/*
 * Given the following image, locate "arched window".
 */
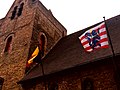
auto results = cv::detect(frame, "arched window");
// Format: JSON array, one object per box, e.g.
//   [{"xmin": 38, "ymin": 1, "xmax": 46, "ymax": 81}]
[
  {"xmin": 0, "ymin": 77, "xmax": 4, "ymax": 90},
  {"xmin": 39, "ymin": 34, "xmax": 46, "ymax": 57},
  {"xmin": 17, "ymin": 3, "xmax": 24, "ymax": 16},
  {"xmin": 82, "ymin": 78, "xmax": 94, "ymax": 90},
  {"xmin": 48, "ymin": 82, "xmax": 58, "ymax": 90},
  {"xmin": 4, "ymin": 36, "xmax": 12, "ymax": 53},
  {"xmin": 11, "ymin": 6, "xmax": 18, "ymax": 20}
]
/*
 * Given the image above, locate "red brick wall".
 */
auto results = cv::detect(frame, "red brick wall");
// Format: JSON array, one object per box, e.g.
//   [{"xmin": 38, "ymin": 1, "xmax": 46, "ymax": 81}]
[
  {"xmin": 0, "ymin": 0, "xmax": 67, "ymax": 90},
  {"xmin": 23, "ymin": 58, "xmax": 118, "ymax": 90},
  {"xmin": 0, "ymin": 0, "xmax": 35, "ymax": 89}
]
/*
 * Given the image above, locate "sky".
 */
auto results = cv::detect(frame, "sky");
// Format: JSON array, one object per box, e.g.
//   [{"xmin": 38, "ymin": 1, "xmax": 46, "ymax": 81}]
[{"xmin": 0, "ymin": 0, "xmax": 120, "ymax": 35}]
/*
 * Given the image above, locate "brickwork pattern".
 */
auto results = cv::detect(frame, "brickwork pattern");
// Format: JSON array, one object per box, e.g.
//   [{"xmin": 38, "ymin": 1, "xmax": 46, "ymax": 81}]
[
  {"xmin": 0, "ymin": 0, "xmax": 67, "ymax": 89},
  {"xmin": 0, "ymin": 0, "xmax": 36, "ymax": 89},
  {"xmin": 27, "ymin": 60, "xmax": 117, "ymax": 90}
]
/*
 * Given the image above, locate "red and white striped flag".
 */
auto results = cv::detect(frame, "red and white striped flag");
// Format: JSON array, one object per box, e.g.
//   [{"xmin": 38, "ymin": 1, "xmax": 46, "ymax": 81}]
[{"xmin": 79, "ymin": 22, "xmax": 109, "ymax": 52}]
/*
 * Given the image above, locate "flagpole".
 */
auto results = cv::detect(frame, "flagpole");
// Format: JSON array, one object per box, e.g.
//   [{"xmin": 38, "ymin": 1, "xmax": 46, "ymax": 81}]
[
  {"xmin": 40, "ymin": 61, "xmax": 47, "ymax": 90},
  {"xmin": 103, "ymin": 17, "xmax": 115, "ymax": 56},
  {"xmin": 103, "ymin": 16, "xmax": 120, "ymax": 88},
  {"xmin": 38, "ymin": 45, "xmax": 47, "ymax": 90}
]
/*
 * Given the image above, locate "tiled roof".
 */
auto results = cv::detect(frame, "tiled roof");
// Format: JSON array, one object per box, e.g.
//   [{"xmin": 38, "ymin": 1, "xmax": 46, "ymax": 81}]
[{"xmin": 19, "ymin": 15, "xmax": 120, "ymax": 83}]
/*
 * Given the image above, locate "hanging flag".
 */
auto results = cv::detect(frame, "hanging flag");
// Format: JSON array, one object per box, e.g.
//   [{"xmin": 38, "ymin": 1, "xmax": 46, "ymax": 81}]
[
  {"xmin": 79, "ymin": 22, "xmax": 109, "ymax": 52},
  {"xmin": 27, "ymin": 46, "xmax": 41, "ymax": 67}
]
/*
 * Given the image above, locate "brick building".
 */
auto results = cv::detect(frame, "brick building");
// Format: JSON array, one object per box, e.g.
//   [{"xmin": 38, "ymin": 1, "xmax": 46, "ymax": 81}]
[
  {"xmin": 0, "ymin": 0, "xmax": 66, "ymax": 89},
  {"xmin": 0, "ymin": 0, "xmax": 120, "ymax": 90}
]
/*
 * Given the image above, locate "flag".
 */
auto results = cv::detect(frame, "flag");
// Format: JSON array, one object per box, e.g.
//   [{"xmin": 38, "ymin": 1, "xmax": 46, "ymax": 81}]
[
  {"xmin": 27, "ymin": 46, "xmax": 41, "ymax": 67},
  {"xmin": 79, "ymin": 22, "xmax": 109, "ymax": 52}
]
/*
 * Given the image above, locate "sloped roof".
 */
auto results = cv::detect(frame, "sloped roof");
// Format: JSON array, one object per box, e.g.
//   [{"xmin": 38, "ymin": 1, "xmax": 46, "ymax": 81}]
[{"xmin": 19, "ymin": 15, "xmax": 120, "ymax": 83}]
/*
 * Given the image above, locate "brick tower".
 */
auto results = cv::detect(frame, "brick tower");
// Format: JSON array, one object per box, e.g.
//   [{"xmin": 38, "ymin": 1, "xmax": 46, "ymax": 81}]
[{"xmin": 0, "ymin": 0, "xmax": 67, "ymax": 89}]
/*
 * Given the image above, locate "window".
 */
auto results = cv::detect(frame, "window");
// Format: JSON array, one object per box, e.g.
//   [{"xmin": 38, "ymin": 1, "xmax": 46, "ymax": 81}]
[
  {"xmin": 0, "ymin": 77, "xmax": 4, "ymax": 90},
  {"xmin": 11, "ymin": 6, "xmax": 18, "ymax": 20},
  {"xmin": 39, "ymin": 34, "xmax": 45, "ymax": 56},
  {"xmin": 11, "ymin": 3, "xmax": 24, "ymax": 19},
  {"xmin": 32, "ymin": 0, "xmax": 36, "ymax": 2},
  {"xmin": 17, "ymin": 3, "xmax": 24, "ymax": 16},
  {"xmin": 4, "ymin": 36, "xmax": 12, "ymax": 53},
  {"xmin": 48, "ymin": 82, "xmax": 58, "ymax": 90},
  {"xmin": 82, "ymin": 78, "xmax": 94, "ymax": 90}
]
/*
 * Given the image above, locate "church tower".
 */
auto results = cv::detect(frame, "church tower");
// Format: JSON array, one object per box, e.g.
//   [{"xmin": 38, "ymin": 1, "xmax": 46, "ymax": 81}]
[{"xmin": 0, "ymin": 0, "xmax": 67, "ymax": 89}]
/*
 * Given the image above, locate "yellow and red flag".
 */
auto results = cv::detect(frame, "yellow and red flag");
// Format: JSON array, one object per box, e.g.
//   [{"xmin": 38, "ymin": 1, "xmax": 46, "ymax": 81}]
[{"xmin": 26, "ymin": 46, "xmax": 41, "ymax": 67}]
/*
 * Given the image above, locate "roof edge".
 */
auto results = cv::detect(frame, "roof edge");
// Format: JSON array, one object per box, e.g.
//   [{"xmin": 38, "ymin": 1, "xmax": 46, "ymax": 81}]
[{"xmin": 18, "ymin": 53, "xmax": 120, "ymax": 84}]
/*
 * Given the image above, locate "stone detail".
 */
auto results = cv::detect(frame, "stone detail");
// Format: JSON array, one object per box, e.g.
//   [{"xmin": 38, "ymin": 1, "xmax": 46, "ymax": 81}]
[{"xmin": 0, "ymin": 0, "xmax": 67, "ymax": 89}]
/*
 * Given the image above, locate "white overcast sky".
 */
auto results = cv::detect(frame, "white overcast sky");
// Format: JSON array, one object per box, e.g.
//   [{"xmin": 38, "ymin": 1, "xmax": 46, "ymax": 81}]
[{"xmin": 0, "ymin": 0, "xmax": 120, "ymax": 34}]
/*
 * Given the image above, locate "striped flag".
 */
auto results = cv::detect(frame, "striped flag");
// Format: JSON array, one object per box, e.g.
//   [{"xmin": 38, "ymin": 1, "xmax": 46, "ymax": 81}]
[{"xmin": 79, "ymin": 22, "xmax": 109, "ymax": 52}]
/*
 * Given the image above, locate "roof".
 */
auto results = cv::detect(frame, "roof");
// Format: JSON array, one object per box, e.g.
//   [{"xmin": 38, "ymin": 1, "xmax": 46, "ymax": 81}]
[{"xmin": 19, "ymin": 15, "xmax": 120, "ymax": 83}]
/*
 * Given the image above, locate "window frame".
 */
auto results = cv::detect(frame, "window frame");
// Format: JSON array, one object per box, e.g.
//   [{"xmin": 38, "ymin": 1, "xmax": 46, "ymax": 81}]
[
  {"xmin": 11, "ymin": 6, "xmax": 18, "ymax": 20},
  {"xmin": 4, "ymin": 36, "xmax": 13, "ymax": 53},
  {"xmin": 0, "ymin": 77, "xmax": 4, "ymax": 90},
  {"xmin": 82, "ymin": 78, "xmax": 94, "ymax": 90},
  {"xmin": 48, "ymin": 82, "xmax": 58, "ymax": 90},
  {"xmin": 17, "ymin": 3, "xmax": 24, "ymax": 17},
  {"xmin": 38, "ymin": 32, "xmax": 47, "ymax": 57}
]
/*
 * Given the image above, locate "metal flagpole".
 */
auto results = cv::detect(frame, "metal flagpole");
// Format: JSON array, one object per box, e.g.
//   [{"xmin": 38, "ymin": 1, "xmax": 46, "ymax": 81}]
[
  {"xmin": 40, "ymin": 61, "xmax": 47, "ymax": 90},
  {"xmin": 103, "ymin": 16, "xmax": 120, "ymax": 89},
  {"xmin": 103, "ymin": 17, "xmax": 115, "ymax": 57},
  {"xmin": 38, "ymin": 45, "xmax": 47, "ymax": 90}
]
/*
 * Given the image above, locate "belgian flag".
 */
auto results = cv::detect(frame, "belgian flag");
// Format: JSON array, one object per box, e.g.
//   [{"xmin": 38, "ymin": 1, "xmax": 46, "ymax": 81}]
[{"xmin": 27, "ymin": 46, "xmax": 41, "ymax": 67}]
